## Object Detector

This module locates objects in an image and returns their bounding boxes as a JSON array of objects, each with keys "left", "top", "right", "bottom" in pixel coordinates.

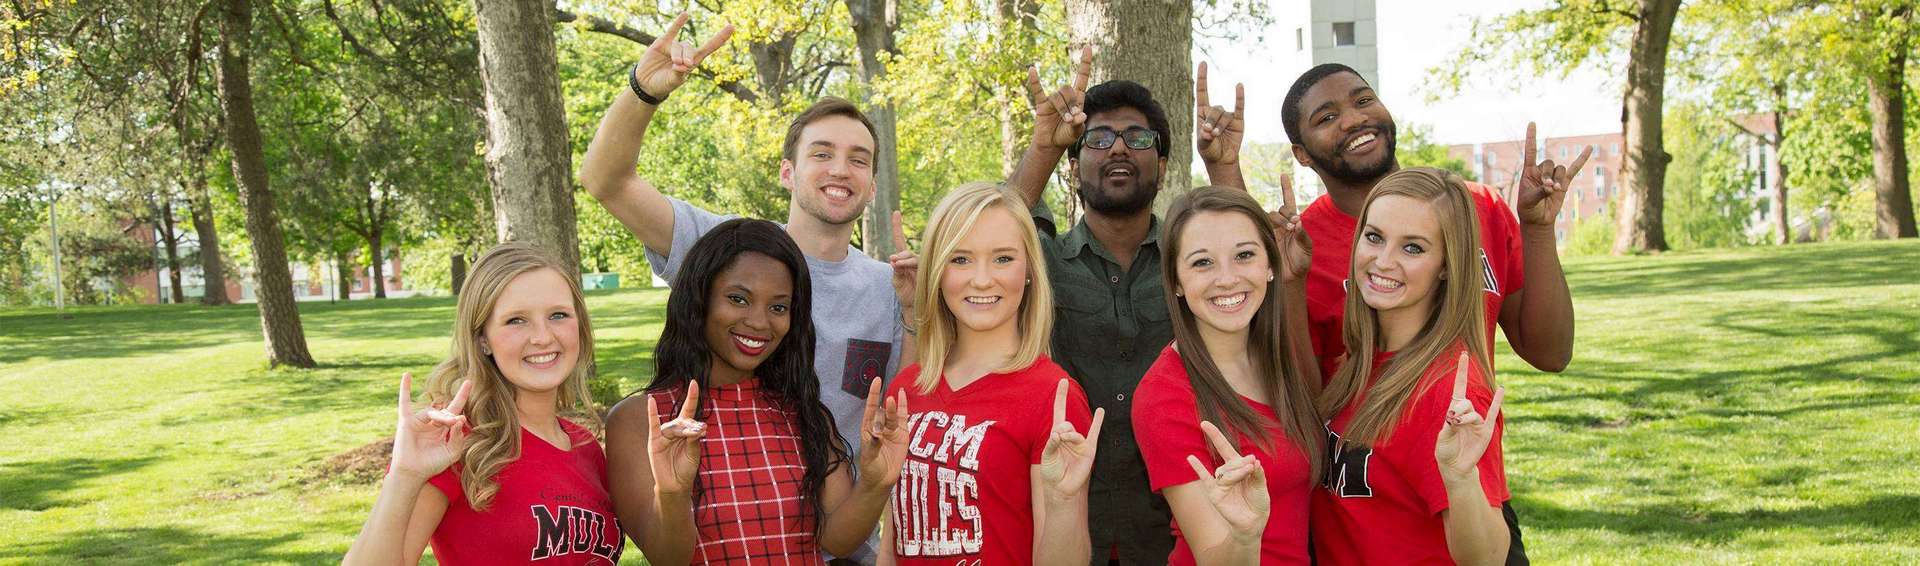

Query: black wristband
[{"left": 629, "top": 63, "right": 667, "bottom": 106}]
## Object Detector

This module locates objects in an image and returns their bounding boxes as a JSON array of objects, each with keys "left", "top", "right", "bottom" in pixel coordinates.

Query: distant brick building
[
  {"left": 1450, "top": 133, "right": 1626, "bottom": 243},
  {"left": 120, "top": 220, "right": 409, "bottom": 304}
]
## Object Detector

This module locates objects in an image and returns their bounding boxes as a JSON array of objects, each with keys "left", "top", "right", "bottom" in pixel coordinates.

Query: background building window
[{"left": 1333, "top": 22, "right": 1355, "bottom": 46}]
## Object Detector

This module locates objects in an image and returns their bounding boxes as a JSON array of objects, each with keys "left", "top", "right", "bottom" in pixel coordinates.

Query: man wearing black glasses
[{"left": 1004, "top": 48, "right": 1243, "bottom": 565}]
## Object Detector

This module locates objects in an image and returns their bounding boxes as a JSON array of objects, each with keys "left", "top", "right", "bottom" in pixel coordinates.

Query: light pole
[{"left": 48, "top": 184, "right": 64, "bottom": 312}]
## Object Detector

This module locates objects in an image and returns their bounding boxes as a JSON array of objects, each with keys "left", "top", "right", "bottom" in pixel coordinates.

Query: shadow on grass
[
  {"left": 1567, "top": 240, "right": 1920, "bottom": 300},
  {"left": 0, "top": 527, "right": 337, "bottom": 563},
  {"left": 0, "top": 456, "right": 159, "bottom": 511},
  {"left": 0, "top": 304, "right": 261, "bottom": 365},
  {"left": 1516, "top": 493, "right": 1920, "bottom": 542}
]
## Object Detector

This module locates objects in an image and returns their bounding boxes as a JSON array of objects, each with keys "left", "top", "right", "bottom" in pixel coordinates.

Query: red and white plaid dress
[{"left": 651, "top": 380, "right": 821, "bottom": 565}]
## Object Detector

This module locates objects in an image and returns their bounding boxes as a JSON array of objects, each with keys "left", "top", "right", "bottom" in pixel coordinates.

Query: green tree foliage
[
  {"left": 1397, "top": 124, "right": 1477, "bottom": 182},
  {"left": 1662, "top": 103, "right": 1761, "bottom": 249}
]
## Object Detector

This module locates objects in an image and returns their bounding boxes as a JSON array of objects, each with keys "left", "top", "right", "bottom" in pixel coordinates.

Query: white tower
[{"left": 1275, "top": 0, "right": 1381, "bottom": 201}]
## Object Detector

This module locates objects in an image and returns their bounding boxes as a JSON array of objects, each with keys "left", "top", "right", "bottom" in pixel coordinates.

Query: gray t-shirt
[{"left": 646, "top": 196, "right": 902, "bottom": 563}]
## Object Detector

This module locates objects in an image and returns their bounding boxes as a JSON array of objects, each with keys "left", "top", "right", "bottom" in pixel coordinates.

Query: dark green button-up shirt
[{"left": 1032, "top": 202, "right": 1176, "bottom": 564}]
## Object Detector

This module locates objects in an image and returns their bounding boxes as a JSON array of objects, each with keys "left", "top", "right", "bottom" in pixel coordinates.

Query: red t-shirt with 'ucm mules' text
[
  {"left": 427, "top": 418, "right": 622, "bottom": 565},
  {"left": 885, "top": 355, "right": 1092, "bottom": 566},
  {"left": 1311, "top": 344, "right": 1507, "bottom": 566}
]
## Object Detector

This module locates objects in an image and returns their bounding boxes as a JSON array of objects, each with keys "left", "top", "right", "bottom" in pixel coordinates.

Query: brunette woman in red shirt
[
  {"left": 1312, "top": 168, "right": 1510, "bottom": 565},
  {"left": 1132, "top": 187, "right": 1323, "bottom": 565}
]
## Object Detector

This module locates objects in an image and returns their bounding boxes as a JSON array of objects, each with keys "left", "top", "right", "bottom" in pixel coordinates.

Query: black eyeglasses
[{"left": 1078, "top": 127, "right": 1158, "bottom": 151}]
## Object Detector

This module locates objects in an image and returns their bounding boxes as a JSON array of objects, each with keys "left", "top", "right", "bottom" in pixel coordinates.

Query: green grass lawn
[{"left": 2, "top": 240, "right": 1917, "bottom": 564}]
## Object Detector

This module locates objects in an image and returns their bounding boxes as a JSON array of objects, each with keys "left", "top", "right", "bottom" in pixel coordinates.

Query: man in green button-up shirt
[{"left": 1007, "top": 51, "right": 1249, "bottom": 564}]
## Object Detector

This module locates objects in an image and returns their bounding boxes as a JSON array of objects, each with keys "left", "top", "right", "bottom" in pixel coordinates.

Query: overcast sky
[{"left": 1195, "top": 0, "right": 1623, "bottom": 147}]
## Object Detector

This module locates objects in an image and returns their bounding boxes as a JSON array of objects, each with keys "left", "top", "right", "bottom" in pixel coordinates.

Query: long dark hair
[
  {"left": 1160, "top": 187, "right": 1324, "bottom": 483},
  {"left": 639, "top": 218, "right": 848, "bottom": 538}
]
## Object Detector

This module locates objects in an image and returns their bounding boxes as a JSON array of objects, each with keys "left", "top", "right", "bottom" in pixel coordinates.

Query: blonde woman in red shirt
[{"left": 880, "top": 182, "right": 1104, "bottom": 566}]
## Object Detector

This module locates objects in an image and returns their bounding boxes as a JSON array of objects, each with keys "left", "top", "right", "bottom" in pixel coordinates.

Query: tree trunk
[
  {"left": 1065, "top": 0, "right": 1194, "bottom": 209},
  {"left": 217, "top": 0, "right": 314, "bottom": 368},
  {"left": 335, "top": 251, "right": 352, "bottom": 301},
  {"left": 1770, "top": 105, "right": 1790, "bottom": 244},
  {"left": 451, "top": 250, "right": 469, "bottom": 294},
  {"left": 185, "top": 172, "right": 231, "bottom": 306},
  {"left": 1868, "top": 38, "right": 1917, "bottom": 239},
  {"left": 1611, "top": 0, "right": 1679, "bottom": 255},
  {"left": 160, "top": 198, "right": 186, "bottom": 304},
  {"left": 368, "top": 229, "right": 387, "bottom": 299},
  {"left": 846, "top": 0, "right": 901, "bottom": 259},
  {"left": 473, "top": 0, "right": 580, "bottom": 273},
  {"left": 995, "top": 0, "right": 1038, "bottom": 179}
]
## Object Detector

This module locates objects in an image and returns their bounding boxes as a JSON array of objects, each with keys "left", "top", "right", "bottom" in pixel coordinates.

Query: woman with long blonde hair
[
  {"left": 1312, "top": 168, "right": 1510, "bottom": 565},
  {"left": 344, "top": 242, "right": 623, "bottom": 565},
  {"left": 880, "top": 182, "right": 1102, "bottom": 566}
]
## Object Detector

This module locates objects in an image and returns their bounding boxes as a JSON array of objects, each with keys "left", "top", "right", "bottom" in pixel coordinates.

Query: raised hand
[
  {"left": 856, "top": 378, "right": 912, "bottom": 488},
  {"left": 1514, "top": 122, "right": 1592, "bottom": 227},
  {"left": 1266, "top": 172, "right": 1312, "bottom": 283},
  {"left": 1194, "top": 62, "right": 1246, "bottom": 167},
  {"left": 389, "top": 373, "right": 472, "bottom": 482},
  {"left": 1038, "top": 379, "right": 1105, "bottom": 497},
  {"left": 631, "top": 12, "right": 735, "bottom": 103},
  {"left": 1185, "top": 421, "right": 1270, "bottom": 540},
  {"left": 1023, "top": 46, "right": 1093, "bottom": 153},
  {"left": 647, "top": 387, "right": 707, "bottom": 496},
  {"left": 887, "top": 211, "right": 918, "bottom": 317},
  {"left": 1434, "top": 352, "right": 1505, "bottom": 483}
]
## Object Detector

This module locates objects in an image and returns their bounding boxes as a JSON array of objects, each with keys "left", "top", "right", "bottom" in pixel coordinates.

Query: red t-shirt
[
  {"left": 1132, "top": 345, "right": 1312, "bottom": 565},
  {"left": 1300, "top": 183, "right": 1526, "bottom": 379},
  {"left": 427, "top": 418, "right": 623, "bottom": 565},
  {"left": 884, "top": 355, "right": 1093, "bottom": 566},
  {"left": 1311, "top": 345, "right": 1508, "bottom": 566}
]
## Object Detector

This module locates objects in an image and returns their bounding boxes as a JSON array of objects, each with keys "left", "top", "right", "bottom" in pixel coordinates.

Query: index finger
[
  {"left": 1281, "top": 172, "right": 1298, "bottom": 215},
  {"left": 1052, "top": 379, "right": 1069, "bottom": 425},
  {"left": 1452, "top": 351, "right": 1470, "bottom": 400},
  {"left": 1522, "top": 122, "right": 1537, "bottom": 166},
  {"left": 658, "top": 12, "right": 690, "bottom": 48},
  {"left": 678, "top": 386, "right": 702, "bottom": 421},
  {"left": 1233, "top": 83, "right": 1245, "bottom": 117},
  {"left": 891, "top": 210, "right": 909, "bottom": 250},
  {"left": 692, "top": 24, "right": 735, "bottom": 62},
  {"left": 445, "top": 379, "right": 472, "bottom": 416},
  {"left": 1195, "top": 61, "right": 1210, "bottom": 110},
  {"left": 1072, "top": 45, "right": 1092, "bottom": 92},
  {"left": 398, "top": 372, "right": 414, "bottom": 414},
  {"left": 1200, "top": 420, "right": 1244, "bottom": 461},
  {"left": 1566, "top": 145, "right": 1593, "bottom": 180}
]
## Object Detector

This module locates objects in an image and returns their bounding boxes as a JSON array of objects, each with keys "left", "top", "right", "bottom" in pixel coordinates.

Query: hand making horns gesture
[
  {"left": 1037, "top": 379, "right": 1106, "bottom": 497},
  {"left": 1024, "top": 46, "right": 1094, "bottom": 153},
  {"left": 647, "top": 387, "right": 707, "bottom": 496},
  {"left": 1434, "top": 351, "right": 1506, "bottom": 483},
  {"left": 1185, "top": 421, "right": 1270, "bottom": 540},
  {"left": 887, "top": 211, "right": 918, "bottom": 317},
  {"left": 856, "top": 377, "right": 912, "bottom": 486},
  {"left": 1514, "top": 122, "right": 1593, "bottom": 227},
  {"left": 631, "top": 12, "right": 736, "bottom": 103},
  {"left": 1194, "top": 61, "right": 1246, "bottom": 167},
  {"left": 389, "top": 373, "right": 472, "bottom": 481},
  {"left": 1266, "top": 172, "right": 1312, "bottom": 284}
]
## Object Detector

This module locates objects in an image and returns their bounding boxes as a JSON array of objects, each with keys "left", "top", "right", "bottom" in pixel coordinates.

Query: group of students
[{"left": 344, "top": 12, "right": 1593, "bottom": 566}]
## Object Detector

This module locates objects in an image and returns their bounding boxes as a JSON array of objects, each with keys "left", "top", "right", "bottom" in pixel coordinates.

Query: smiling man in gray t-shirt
[{"left": 580, "top": 28, "right": 912, "bottom": 562}]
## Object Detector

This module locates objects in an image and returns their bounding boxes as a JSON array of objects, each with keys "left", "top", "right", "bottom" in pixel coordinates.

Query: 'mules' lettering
[
  {"left": 531, "top": 505, "right": 621, "bottom": 561},
  {"left": 893, "top": 411, "right": 993, "bottom": 557}
]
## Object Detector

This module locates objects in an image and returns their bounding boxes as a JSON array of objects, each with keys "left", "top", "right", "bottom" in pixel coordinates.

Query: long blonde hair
[
  {"left": 427, "top": 242, "right": 597, "bottom": 510},
  {"left": 908, "top": 182, "right": 1054, "bottom": 393},
  {"left": 1318, "top": 168, "right": 1493, "bottom": 446},
  {"left": 1160, "top": 187, "right": 1323, "bottom": 482}
]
